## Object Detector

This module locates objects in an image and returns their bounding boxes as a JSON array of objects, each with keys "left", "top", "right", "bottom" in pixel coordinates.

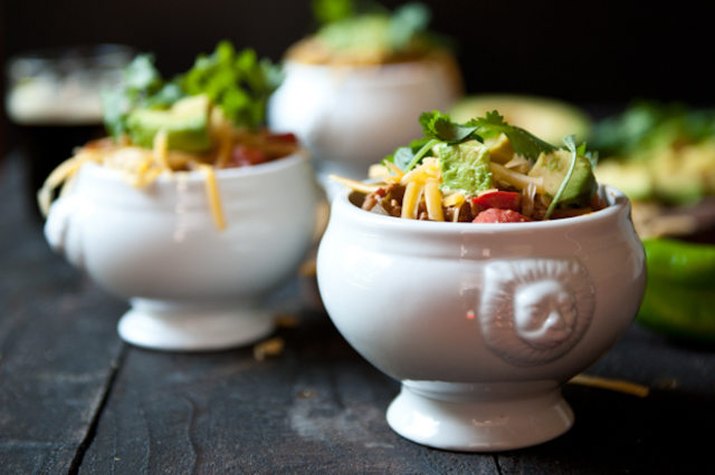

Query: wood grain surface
[{"left": 1, "top": 153, "right": 713, "bottom": 474}]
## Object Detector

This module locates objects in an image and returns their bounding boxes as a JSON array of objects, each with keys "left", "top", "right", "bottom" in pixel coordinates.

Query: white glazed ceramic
[
  {"left": 268, "top": 57, "right": 461, "bottom": 196},
  {"left": 45, "top": 152, "right": 319, "bottom": 351},
  {"left": 317, "top": 186, "right": 646, "bottom": 451}
]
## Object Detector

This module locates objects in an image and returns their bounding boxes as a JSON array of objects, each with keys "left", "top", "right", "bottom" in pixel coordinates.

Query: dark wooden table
[{"left": 1, "top": 152, "right": 714, "bottom": 474}]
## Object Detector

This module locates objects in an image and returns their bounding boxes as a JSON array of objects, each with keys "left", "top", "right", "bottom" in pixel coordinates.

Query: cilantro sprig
[
  {"left": 101, "top": 55, "right": 181, "bottom": 138},
  {"left": 544, "top": 135, "right": 578, "bottom": 219},
  {"left": 178, "top": 42, "right": 282, "bottom": 129},
  {"left": 543, "top": 136, "right": 599, "bottom": 218},
  {"left": 102, "top": 41, "right": 282, "bottom": 140},
  {"left": 386, "top": 110, "right": 558, "bottom": 171},
  {"left": 467, "top": 111, "right": 559, "bottom": 160}
]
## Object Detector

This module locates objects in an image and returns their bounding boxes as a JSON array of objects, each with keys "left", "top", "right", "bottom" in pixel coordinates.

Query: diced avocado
[
  {"left": 487, "top": 134, "right": 514, "bottom": 164},
  {"left": 126, "top": 95, "right": 212, "bottom": 153},
  {"left": 528, "top": 149, "right": 597, "bottom": 205},
  {"left": 435, "top": 141, "right": 493, "bottom": 195},
  {"left": 450, "top": 94, "right": 591, "bottom": 144}
]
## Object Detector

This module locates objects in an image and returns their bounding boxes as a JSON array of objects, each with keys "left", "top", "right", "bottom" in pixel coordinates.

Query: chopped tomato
[
  {"left": 473, "top": 208, "right": 531, "bottom": 223},
  {"left": 267, "top": 132, "right": 298, "bottom": 144},
  {"left": 471, "top": 191, "right": 522, "bottom": 212},
  {"left": 231, "top": 145, "right": 268, "bottom": 167}
]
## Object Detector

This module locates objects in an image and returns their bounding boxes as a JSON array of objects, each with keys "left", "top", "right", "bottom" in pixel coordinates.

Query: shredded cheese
[
  {"left": 131, "top": 155, "right": 154, "bottom": 187},
  {"left": 37, "top": 152, "right": 100, "bottom": 216},
  {"left": 442, "top": 191, "right": 468, "bottom": 223},
  {"left": 368, "top": 162, "right": 404, "bottom": 184},
  {"left": 253, "top": 337, "right": 285, "bottom": 361},
  {"left": 153, "top": 129, "right": 171, "bottom": 173},
  {"left": 37, "top": 97, "right": 302, "bottom": 231},
  {"left": 328, "top": 175, "right": 381, "bottom": 194},
  {"left": 275, "top": 313, "right": 300, "bottom": 328},
  {"left": 401, "top": 181, "right": 423, "bottom": 219},
  {"left": 38, "top": 141, "right": 229, "bottom": 231},
  {"left": 490, "top": 162, "right": 545, "bottom": 193},
  {"left": 197, "top": 163, "right": 226, "bottom": 231},
  {"left": 569, "top": 373, "right": 650, "bottom": 398},
  {"left": 503, "top": 155, "right": 531, "bottom": 173},
  {"left": 442, "top": 191, "right": 465, "bottom": 208},
  {"left": 214, "top": 123, "right": 233, "bottom": 169},
  {"left": 368, "top": 164, "right": 389, "bottom": 180},
  {"left": 394, "top": 158, "right": 442, "bottom": 220},
  {"left": 424, "top": 180, "right": 444, "bottom": 221}
]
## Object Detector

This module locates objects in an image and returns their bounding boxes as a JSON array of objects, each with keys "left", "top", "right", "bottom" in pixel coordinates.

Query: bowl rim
[
  {"left": 283, "top": 48, "right": 454, "bottom": 69},
  {"left": 331, "top": 184, "right": 629, "bottom": 235},
  {"left": 77, "top": 149, "right": 309, "bottom": 185}
]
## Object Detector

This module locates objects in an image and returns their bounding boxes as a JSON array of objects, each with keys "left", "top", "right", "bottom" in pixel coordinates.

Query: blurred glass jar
[{"left": 4, "top": 44, "right": 134, "bottom": 214}]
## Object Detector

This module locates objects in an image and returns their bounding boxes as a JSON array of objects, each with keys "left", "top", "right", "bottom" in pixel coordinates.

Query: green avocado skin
[
  {"left": 637, "top": 238, "right": 715, "bottom": 341},
  {"left": 528, "top": 150, "right": 597, "bottom": 206}
]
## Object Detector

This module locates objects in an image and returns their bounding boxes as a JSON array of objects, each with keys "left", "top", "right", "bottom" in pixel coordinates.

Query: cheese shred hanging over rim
[{"left": 37, "top": 132, "right": 228, "bottom": 231}]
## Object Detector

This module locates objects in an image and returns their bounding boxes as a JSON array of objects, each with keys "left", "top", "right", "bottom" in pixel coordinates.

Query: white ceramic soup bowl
[
  {"left": 268, "top": 57, "right": 461, "bottom": 195},
  {"left": 317, "top": 185, "right": 646, "bottom": 451},
  {"left": 45, "top": 152, "right": 319, "bottom": 351}
]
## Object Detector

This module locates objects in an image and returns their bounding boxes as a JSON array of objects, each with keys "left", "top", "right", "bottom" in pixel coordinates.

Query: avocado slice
[
  {"left": 487, "top": 134, "right": 514, "bottom": 164},
  {"left": 528, "top": 149, "right": 597, "bottom": 205},
  {"left": 126, "top": 95, "right": 212, "bottom": 153},
  {"left": 594, "top": 160, "right": 654, "bottom": 201},
  {"left": 450, "top": 94, "right": 591, "bottom": 144}
]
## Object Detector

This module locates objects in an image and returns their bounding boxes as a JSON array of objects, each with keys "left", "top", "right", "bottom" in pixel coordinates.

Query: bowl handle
[{"left": 44, "top": 194, "right": 85, "bottom": 269}]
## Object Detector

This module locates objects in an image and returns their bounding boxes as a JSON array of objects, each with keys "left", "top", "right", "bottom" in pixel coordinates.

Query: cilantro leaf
[
  {"left": 383, "top": 137, "right": 438, "bottom": 172},
  {"left": 177, "top": 42, "right": 282, "bottom": 129},
  {"left": 420, "top": 110, "right": 479, "bottom": 143},
  {"left": 467, "top": 110, "right": 557, "bottom": 160},
  {"left": 404, "top": 139, "right": 440, "bottom": 171},
  {"left": 418, "top": 110, "right": 555, "bottom": 159},
  {"left": 390, "top": 146, "right": 416, "bottom": 170},
  {"left": 576, "top": 141, "right": 599, "bottom": 170},
  {"left": 544, "top": 135, "right": 579, "bottom": 219},
  {"left": 123, "top": 55, "right": 162, "bottom": 92},
  {"left": 384, "top": 110, "right": 562, "bottom": 177},
  {"left": 102, "top": 54, "right": 166, "bottom": 138}
]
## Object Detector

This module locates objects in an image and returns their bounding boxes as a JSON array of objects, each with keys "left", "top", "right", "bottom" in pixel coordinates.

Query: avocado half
[{"left": 450, "top": 94, "right": 592, "bottom": 145}]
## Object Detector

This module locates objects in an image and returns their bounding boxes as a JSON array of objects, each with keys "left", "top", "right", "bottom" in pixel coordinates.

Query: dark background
[{"left": 2, "top": 0, "right": 715, "bottom": 154}]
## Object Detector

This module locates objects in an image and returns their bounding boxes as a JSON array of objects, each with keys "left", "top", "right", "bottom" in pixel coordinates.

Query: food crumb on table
[{"left": 253, "top": 337, "right": 285, "bottom": 361}]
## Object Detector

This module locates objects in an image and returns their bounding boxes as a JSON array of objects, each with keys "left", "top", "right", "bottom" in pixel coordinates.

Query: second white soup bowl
[
  {"left": 268, "top": 56, "right": 461, "bottom": 195},
  {"left": 317, "top": 185, "right": 646, "bottom": 451}
]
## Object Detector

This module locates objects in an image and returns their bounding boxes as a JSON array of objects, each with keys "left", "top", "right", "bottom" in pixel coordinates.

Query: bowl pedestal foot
[
  {"left": 386, "top": 381, "right": 574, "bottom": 451},
  {"left": 117, "top": 298, "right": 274, "bottom": 351}
]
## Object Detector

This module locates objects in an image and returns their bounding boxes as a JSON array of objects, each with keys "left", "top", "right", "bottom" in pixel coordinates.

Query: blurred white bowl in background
[{"left": 268, "top": 56, "right": 461, "bottom": 197}]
